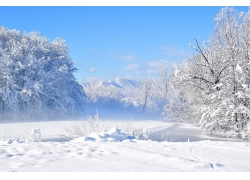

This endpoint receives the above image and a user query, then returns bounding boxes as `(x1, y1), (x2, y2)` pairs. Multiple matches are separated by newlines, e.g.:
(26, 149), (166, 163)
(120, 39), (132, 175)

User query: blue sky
(0, 6), (249, 82)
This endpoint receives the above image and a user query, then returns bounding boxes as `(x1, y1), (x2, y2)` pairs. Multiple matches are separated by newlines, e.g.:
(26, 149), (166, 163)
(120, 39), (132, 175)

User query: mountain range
(82, 78), (140, 89)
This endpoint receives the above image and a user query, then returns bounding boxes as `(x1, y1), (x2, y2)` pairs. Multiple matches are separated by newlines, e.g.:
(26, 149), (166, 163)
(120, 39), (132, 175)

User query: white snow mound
(71, 128), (134, 142)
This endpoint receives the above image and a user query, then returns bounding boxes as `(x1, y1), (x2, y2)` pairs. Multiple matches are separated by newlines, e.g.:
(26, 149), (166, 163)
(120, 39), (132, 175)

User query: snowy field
(1, 118), (250, 172)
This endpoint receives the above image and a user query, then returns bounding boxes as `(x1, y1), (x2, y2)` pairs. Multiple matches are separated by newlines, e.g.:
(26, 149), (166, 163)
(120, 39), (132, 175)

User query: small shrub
(0, 130), (8, 141)
(0, 129), (42, 143)
(61, 112), (110, 140)
(120, 120), (149, 140)
(28, 129), (41, 142)
(120, 121), (178, 142)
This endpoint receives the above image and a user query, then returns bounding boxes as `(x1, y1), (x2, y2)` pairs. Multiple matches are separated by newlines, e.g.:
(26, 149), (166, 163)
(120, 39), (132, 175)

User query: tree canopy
(0, 26), (85, 120)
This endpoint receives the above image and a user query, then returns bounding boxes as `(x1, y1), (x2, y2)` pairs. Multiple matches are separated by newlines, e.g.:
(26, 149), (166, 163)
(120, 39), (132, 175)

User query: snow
(236, 64), (243, 74)
(71, 128), (134, 142)
(1, 119), (250, 172)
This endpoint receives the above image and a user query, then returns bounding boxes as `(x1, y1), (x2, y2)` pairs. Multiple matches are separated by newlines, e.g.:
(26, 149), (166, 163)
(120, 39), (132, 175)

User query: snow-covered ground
(1, 118), (250, 172)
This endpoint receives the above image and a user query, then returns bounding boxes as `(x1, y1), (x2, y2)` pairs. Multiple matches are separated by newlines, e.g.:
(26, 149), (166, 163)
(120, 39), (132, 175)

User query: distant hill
(82, 78), (140, 89)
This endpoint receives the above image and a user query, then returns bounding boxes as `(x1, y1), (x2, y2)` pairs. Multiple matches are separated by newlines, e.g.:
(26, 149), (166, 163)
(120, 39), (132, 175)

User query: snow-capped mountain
(82, 78), (140, 89)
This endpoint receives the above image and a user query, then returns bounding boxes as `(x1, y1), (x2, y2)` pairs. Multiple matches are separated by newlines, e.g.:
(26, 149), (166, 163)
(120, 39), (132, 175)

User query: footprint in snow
(6, 154), (14, 158)
(0, 149), (6, 154)
(205, 163), (224, 169)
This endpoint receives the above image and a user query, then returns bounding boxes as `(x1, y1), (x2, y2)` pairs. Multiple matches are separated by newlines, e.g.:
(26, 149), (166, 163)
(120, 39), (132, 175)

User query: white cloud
(162, 46), (187, 57)
(147, 69), (158, 75)
(120, 55), (135, 61)
(124, 64), (139, 71)
(88, 67), (97, 72)
(148, 60), (168, 68)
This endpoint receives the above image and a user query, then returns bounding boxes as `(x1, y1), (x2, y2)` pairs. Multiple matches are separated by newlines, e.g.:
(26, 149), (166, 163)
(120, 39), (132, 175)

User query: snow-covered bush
(119, 121), (177, 141)
(28, 129), (41, 142)
(0, 129), (42, 143)
(0, 130), (8, 141)
(61, 112), (110, 139)
(120, 121), (149, 140)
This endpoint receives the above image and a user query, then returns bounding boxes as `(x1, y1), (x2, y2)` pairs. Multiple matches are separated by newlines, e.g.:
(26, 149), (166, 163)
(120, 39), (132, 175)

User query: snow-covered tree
(168, 7), (250, 139)
(0, 26), (85, 120)
(137, 75), (155, 112)
(158, 65), (169, 103)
